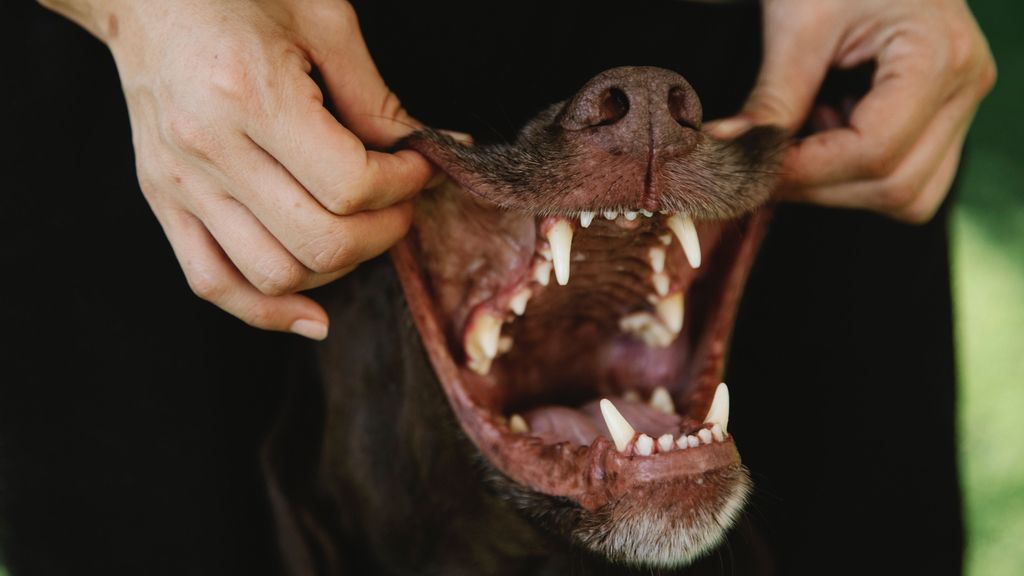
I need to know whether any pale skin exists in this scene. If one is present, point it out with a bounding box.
[39,0,995,339]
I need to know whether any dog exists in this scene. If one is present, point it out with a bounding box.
[261,66,786,575]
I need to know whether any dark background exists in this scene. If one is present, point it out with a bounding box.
[3,0,1021,575]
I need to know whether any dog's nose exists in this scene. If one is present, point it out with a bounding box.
[559,66,702,147]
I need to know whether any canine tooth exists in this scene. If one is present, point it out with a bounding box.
[465,310,503,375]
[579,211,596,228]
[640,209,654,218]
[635,434,654,456]
[603,210,618,220]
[656,291,684,334]
[624,210,638,221]
[697,429,713,444]
[667,214,701,269]
[648,246,666,274]
[676,435,689,450]
[532,260,552,286]
[649,387,675,415]
[546,219,573,286]
[619,312,674,347]
[509,287,531,316]
[600,399,636,453]
[703,382,730,433]
[658,233,673,246]
[686,435,700,448]
[657,434,675,452]
[509,414,529,434]
[711,423,726,442]
[652,272,670,297]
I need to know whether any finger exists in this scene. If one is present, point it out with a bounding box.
[304,2,420,147]
[202,134,415,274]
[779,49,950,188]
[894,129,967,224]
[157,207,330,339]
[736,1,839,132]
[195,192,352,295]
[777,97,973,221]
[246,70,433,215]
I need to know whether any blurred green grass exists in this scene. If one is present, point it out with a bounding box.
[955,2,1024,574]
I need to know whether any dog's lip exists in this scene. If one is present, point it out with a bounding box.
[390,205,770,509]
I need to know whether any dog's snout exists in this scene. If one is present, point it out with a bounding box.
[560,66,703,136]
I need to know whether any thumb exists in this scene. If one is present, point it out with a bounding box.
[310,4,422,148]
[710,2,838,138]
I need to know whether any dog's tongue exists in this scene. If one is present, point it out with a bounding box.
[523,395,684,447]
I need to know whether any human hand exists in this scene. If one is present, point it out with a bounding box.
[708,0,995,223]
[41,0,434,339]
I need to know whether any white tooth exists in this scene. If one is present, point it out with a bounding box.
[640,209,654,218]
[497,335,513,354]
[656,291,684,334]
[579,211,596,228]
[649,387,675,415]
[667,214,701,269]
[546,219,573,286]
[619,312,674,347]
[652,272,670,297]
[532,260,552,286]
[600,399,636,453]
[703,382,730,433]
[539,244,553,261]
[711,423,726,442]
[464,310,503,375]
[635,434,654,456]
[648,246,666,274]
[603,210,618,220]
[509,287,531,316]
[697,429,713,444]
[624,210,638,221]
[622,389,641,403]
[657,434,675,452]
[676,435,689,450]
[658,233,673,246]
[509,414,529,434]
[686,435,700,448]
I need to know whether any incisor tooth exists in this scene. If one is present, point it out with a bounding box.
[603,210,618,220]
[635,434,654,456]
[509,286,531,316]
[546,219,573,286]
[580,211,596,228]
[657,434,675,452]
[640,209,654,218]
[667,213,701,269]
[649,386,675,415]
[676,435,689,450]
[509,414,529,434]
[686,435,700,448]
[697,429,713,444]
[656,292,684,334]
[711,423,725,442]
[652,272,670,296]
[624,210,638,221]
[599,399,636,453]
[648,246,666,274]
[532,260,552,286]
[465,310,503,375]
[703,382,730,433]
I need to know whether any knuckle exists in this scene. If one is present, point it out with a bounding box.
[186,265,227,303]
[166,113,216,158]
[242,300,278,329]
[206,48,256,105]
[303,235,357,274]
[873,178,918,214]
[251,259,305,296]
[858,146,902,180]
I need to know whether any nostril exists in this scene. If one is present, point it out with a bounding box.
[594,88,630,127]
[668,86,701,129]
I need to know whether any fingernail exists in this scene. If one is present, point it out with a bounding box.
[706,117,752,140]
[290,319,328,341]
[439,129,473,145]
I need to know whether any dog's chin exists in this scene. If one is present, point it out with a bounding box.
[390,66,784,568]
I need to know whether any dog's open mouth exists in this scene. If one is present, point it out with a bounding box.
[391,67,784,567]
